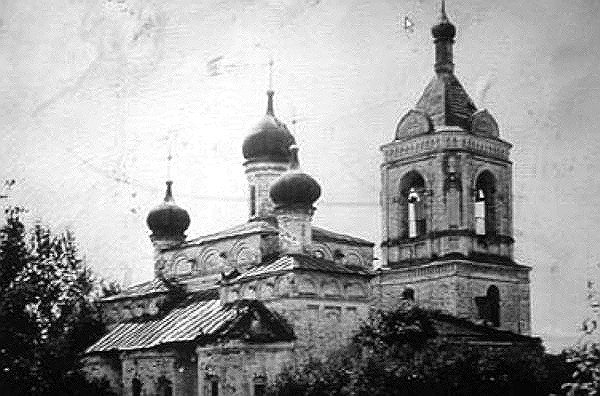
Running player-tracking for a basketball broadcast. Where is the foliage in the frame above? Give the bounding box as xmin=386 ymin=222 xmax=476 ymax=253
xmin=268 ymin=306 xmax=566 ymax=396
xmin=0 ymin=207 xmax=116 ymax=396
xmin=562 ymin=341 xmax=600 ymax=395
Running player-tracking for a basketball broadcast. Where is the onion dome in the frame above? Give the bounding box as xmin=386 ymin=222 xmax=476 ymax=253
xmin=431 ymin=0 xmax=456 ymax=40
xmin=270 ymin=146 xmax=321 ymax=208
xmin=242 ymin=90 xmax=296 ymax=163
xmin=146 ymin=181 xmax=190 ymax=238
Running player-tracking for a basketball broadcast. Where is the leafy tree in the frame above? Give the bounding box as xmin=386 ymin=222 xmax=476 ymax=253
xmin=0 ymin=207 xmax=116 ymax=396
xmin=269 ymin=306 xmax=567 ymax=396
xmin=562 ymin=331 xmax=600 ymax=395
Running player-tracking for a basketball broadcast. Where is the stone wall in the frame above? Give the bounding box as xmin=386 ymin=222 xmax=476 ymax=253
xmin=196 ymin=341 xmax=294 ymax=396
xmin=375 ymin=260 xmax=530 ymax=334
xmin=121 ymin=349 xmax=197 ymax=396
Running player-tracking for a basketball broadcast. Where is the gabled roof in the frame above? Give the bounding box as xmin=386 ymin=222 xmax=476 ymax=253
xmin=414 ymin=72 xmax=477 ymax=131
xmin=312 ymin=226 xmax=374 ymax=247
xmin=86 ymin=294 xmax=294 ymax=353
xmin=232 ymin=254 xmax=372 ymax=283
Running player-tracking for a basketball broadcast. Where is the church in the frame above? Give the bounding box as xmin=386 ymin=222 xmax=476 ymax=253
xmin=83 ymin=3 xmax=535 ymax=395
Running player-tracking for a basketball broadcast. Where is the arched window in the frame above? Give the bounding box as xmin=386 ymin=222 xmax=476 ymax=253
xmin=400 ymin=171 xmax=426 ymax=239
xmin=487 ymin=285 xmax=500 ymax=327
xmin=157 ymin=376 xmax=173 ymax=396
xmin=402 ymin=288 xmax=415 ymax=301
xmin=474 ymin=171 xmax=496 ymax=235
xmin=132 ymin=377 xmax=142 ymax=396
xmin=475 ymin=285 xmax=500 ymax=327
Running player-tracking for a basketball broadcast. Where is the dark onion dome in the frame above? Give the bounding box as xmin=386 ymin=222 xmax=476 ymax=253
xmin=242 ymin=90 xmax=296 ymax=163
xmin=270 ymin=146 xmax=321 ymax=208
xmin=431 ymin=0 xmax=456 ymax=40
xmin=146 ymin=181 xmax=190 ymax=238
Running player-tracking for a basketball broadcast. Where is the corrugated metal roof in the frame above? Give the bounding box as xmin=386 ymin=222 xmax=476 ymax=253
xmin=86 ymin=295 xmax=293 ymax=353
xmin=185 ymin=221 xmax=278 ymax=245
xmin=102 ymin=278 xmax=171 ymax=302
xmin=234 ymin=254 xmax=371 ymax=283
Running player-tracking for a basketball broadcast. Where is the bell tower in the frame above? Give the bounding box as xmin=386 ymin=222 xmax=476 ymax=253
xmin=378 ymin=1 xmax=531 ymax=335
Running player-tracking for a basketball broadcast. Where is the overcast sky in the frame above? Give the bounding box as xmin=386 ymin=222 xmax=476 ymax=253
xmin=1 ymin=0 xmax=599 ymax=351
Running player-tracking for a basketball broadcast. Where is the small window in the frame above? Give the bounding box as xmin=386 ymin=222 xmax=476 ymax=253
xmin=211 ymin=379 xmax=219 ymax=396
xmin=402 ymin=288 xmax=415 ymax=301
xmin=249 ymin=185 xmax=257 ymax=217
xmin=157 ymin=376 xmax=173 ymax=396
xmin=132 ymin=378 xmax=142 ymax=396
xmin=254 ymin=375 xmax=267 ymax=396
xmin=475 ymin=285 xmax=500 ymax=327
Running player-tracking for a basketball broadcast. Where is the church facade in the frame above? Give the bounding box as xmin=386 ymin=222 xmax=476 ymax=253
xmin=83 ymin=5 xmax=533 ymax=396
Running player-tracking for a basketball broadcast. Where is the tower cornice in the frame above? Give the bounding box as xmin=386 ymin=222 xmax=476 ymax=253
xmin=381 ymin=130 xmax=512 ymax=164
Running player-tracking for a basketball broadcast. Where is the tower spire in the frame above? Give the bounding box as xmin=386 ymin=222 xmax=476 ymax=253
xmin=441 ymin=0 xmax=447 ymax=20
xmin=431 ymin=0 xmax=456 ymax=74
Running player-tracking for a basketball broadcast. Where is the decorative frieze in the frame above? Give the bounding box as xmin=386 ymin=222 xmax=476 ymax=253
xmin=381 ymin=131 xmax=511 ymax=163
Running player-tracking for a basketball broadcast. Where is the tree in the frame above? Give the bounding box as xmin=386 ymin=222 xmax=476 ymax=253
xmin=269 ymin=306 xmax=566 ymax=396
xmin=0 ymin=207 xmax=115 ymax=396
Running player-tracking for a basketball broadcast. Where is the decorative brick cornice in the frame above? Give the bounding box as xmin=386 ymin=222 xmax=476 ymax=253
xmin=385 ymin=252 xmax=527 ymax=270
xmin=381 ymin=229 xmax=514 ymax=247
xmin=381 ymin=131 xmax=512 ymax=164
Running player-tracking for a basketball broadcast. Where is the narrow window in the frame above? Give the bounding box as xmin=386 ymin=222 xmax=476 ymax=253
xmin=475 ymin=189 xmax=486 ymax=235
xmin=254 ymin=375 xmax=267 ymax=396
xmin=132 ymin=378 xmax=142 ymax=396
xmin=211 ymin=378 xmax=219 ymax=396
xmin=487 ymin=285 xmax=500 ymax=327
xmin=249 ymin=185 xmax=256 ymax=217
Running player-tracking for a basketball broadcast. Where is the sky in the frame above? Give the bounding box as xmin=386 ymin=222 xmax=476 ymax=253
xmin=1 ymin=0 xmax=599 ymax=352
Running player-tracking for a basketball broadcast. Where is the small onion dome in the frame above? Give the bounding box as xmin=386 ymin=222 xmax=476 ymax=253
xmin=270 ymin=146 xmax=321 ymax=208
xmin=242 ymin=90 xmax=296 ymax=163
xmin=146 ymin=181 xmax=190 ymax=238
xmin=431 ymin=0 xmax=456 ymax=40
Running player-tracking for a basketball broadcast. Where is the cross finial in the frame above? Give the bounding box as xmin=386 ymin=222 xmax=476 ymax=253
xmin=268 ymin=57 xmax=274 ymax=91
xmin=164 ymin=130 xmax=178 ymax=181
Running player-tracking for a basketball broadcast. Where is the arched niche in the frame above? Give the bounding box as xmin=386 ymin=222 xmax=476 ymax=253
xmin=311 ymin=243 xmax=333 ymax=260
xmin=297 ymin=275 xmax=318 ymax=296
xmin=322 ymin=279 xmax=342 ymax=297
xmin=345 ymin=282 xmax=366 ymax=298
